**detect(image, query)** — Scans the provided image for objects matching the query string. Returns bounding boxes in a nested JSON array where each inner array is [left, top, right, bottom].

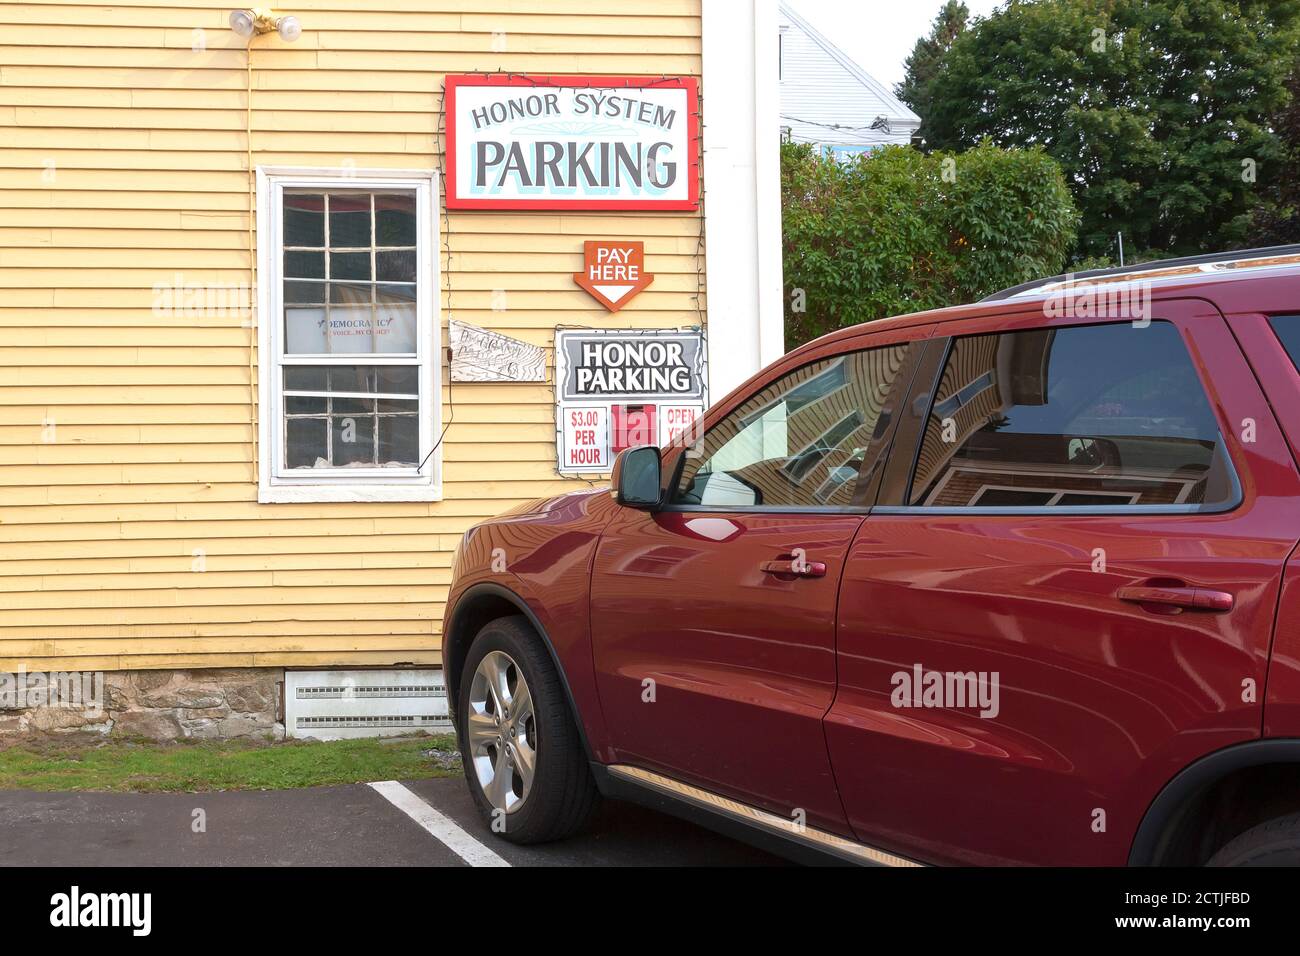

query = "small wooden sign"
[[573, 240, 655, 313], [448, 320, 545, 382]]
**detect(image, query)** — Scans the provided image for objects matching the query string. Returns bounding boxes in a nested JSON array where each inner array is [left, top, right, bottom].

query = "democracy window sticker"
[[445, 75, 700, 210]]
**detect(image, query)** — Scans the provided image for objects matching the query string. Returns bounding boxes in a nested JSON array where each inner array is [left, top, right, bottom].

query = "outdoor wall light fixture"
[[229, 9, 301, 42]]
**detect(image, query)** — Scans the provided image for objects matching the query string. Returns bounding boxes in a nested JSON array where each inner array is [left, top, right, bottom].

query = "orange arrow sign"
[[573, 240, 654, 313]]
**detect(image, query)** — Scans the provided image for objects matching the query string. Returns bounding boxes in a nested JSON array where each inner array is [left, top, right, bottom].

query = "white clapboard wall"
[[285, 669, 452, 740]]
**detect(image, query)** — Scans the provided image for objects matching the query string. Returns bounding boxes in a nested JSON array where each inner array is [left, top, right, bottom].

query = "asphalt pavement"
[[0, 774, 788, 867]]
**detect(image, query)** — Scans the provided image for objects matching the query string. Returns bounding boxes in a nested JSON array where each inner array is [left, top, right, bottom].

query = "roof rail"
[[979, 243, 1300, 303]]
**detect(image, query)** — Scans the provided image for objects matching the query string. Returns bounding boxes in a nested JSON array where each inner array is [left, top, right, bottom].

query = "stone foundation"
[[0, 668, 284, 741]]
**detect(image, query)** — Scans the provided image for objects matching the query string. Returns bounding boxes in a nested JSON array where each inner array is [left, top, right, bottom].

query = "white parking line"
[[368, 780, 511, 868]]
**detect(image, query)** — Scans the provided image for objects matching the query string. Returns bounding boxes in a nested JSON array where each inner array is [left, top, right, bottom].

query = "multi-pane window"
[[908, 321, 1237, 510], [258, 172, 438, 503]]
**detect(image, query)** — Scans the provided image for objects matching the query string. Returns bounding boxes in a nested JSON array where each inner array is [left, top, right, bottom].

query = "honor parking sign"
[[445, 75, 700, 210], [555, 328, 707, 475]]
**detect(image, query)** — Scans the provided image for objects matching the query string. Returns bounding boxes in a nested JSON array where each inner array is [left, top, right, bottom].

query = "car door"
[[589, 328, 931, 836], [825, 299, 1300, 865]]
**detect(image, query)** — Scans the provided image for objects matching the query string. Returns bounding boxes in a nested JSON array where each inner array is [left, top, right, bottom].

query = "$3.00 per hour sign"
[[554, 328, 707, 475]]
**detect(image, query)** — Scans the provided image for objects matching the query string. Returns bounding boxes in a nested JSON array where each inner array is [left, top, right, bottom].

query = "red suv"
[[443, 248, 1300, 866]]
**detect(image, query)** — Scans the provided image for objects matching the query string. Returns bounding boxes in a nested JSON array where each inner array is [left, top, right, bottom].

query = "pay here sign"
[[445, 75, 700, 210]]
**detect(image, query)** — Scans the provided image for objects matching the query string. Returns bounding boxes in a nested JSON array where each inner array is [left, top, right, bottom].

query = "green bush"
[[781, 141, 1079, 348]]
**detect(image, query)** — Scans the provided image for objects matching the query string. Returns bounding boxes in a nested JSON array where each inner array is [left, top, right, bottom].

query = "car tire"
[[1207, 812, 1300, 866], [457, 615, 598, 844]]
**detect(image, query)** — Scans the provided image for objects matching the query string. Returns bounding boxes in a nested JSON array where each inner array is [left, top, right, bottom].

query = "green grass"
[[0, 734, 462, 793]]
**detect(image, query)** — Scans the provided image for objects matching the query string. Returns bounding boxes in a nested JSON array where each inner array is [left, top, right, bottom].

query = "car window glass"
[[1269, 315, 1300, 370], [909, 321, 1235, 509], [673, 344, 912, 508]]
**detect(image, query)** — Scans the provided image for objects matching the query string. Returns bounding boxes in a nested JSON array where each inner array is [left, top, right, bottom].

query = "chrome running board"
[[607, 764, 923, 867]]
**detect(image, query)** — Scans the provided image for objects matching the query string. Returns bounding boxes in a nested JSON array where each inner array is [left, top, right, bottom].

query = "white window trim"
[[256, 166, 442, 504]]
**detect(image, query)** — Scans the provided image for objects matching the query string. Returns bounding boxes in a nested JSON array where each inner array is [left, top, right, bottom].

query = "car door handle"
[[1116, 585, 1234, 612], [760, 557, 827, 578]]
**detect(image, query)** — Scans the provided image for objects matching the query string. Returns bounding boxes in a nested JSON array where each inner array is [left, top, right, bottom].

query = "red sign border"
[[445, 74, 701, 211]]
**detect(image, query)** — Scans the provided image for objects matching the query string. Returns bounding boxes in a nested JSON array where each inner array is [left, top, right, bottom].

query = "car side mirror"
[[612, 445, 662, 509]]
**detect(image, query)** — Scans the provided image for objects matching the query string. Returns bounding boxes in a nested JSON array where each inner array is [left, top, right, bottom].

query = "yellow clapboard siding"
[[0, 566, 445, 594], [0, 652, 443, 671], [0, 514, 478, 543], [0, 583, 446, 611], [2, 0, 702, 673], [0, 498, 509, 527], [0, 602, 444, 629], [2, 6, 691, 33], [0, 549, 453, 577], [1, 45, 699, 73], [0, 649, 439, 670], [0, 404, 252, 424], [0, 636, 439, 659], [0, 423, 253, 444], [0, 346, 250, 365], [0, 328, 252, 347], [0, 533, 465, 562], [0, 618, 435, 640]]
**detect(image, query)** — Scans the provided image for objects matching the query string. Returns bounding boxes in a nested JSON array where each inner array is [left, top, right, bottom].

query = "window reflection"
[[910, 322, 1234, 508]]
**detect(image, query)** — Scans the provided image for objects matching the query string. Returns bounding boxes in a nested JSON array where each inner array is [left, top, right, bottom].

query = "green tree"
[[1246, 68, 1300, 245], [781, 141, 1078, 347], [922, 0, 1300, 259], [895, 0, 970, 147]]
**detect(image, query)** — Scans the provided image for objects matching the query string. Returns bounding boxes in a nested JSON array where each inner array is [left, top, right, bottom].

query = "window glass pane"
[[1268, 315, 1300, 370], [284, 366, 328, 391], [284, 306, 326, 353], [673, 344, 911, 508], [373, 366, 419, 394], [376, 250, 416, 282], [378, 283, 416, 302], [378, 406, 420, 465], [332, 414, 375, 465], [285, 417, 327, 468], [284, 281, 325, 305], [333, 395, 374, 416], [328, 194, 371, 247], [330, 252, 371, 281], [286, 395, 326, 415], [284, 251, 324, 279], [909, 321, 1235, 508], [375, 291, 417, 352], [329, 282, 372, 305], [284, 193, 324, 247], [376, 194, 417, 245]]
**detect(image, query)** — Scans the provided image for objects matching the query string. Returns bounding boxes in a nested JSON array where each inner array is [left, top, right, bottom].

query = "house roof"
[[779, 1, 920, 128]]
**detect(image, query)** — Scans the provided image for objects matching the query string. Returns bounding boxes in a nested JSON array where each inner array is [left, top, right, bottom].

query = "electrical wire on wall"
[[417, 76, 458, 475], [244, 34, 258, 486]]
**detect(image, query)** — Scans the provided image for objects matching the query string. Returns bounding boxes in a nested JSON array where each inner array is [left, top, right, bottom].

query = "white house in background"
[[778, 1, 920, 158]]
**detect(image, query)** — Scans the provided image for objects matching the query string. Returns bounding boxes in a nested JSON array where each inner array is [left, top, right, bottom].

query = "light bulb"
[[228, 9, 256, 38], [276, 15, 301, 42]]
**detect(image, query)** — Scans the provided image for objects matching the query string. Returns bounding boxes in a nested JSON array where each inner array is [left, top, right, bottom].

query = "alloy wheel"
[[466, 650, 537, 814]]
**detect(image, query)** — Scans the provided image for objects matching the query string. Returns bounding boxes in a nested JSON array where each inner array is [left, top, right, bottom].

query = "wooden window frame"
[[256, 167, 442, 504]]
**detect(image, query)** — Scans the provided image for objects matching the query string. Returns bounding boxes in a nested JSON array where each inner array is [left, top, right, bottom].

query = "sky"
[[785, 0, 1006, 91]]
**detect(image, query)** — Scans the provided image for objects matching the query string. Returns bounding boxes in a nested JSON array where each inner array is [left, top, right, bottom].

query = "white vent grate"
[[297, 685, 446, 700], [285, 669, 452, 739]]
